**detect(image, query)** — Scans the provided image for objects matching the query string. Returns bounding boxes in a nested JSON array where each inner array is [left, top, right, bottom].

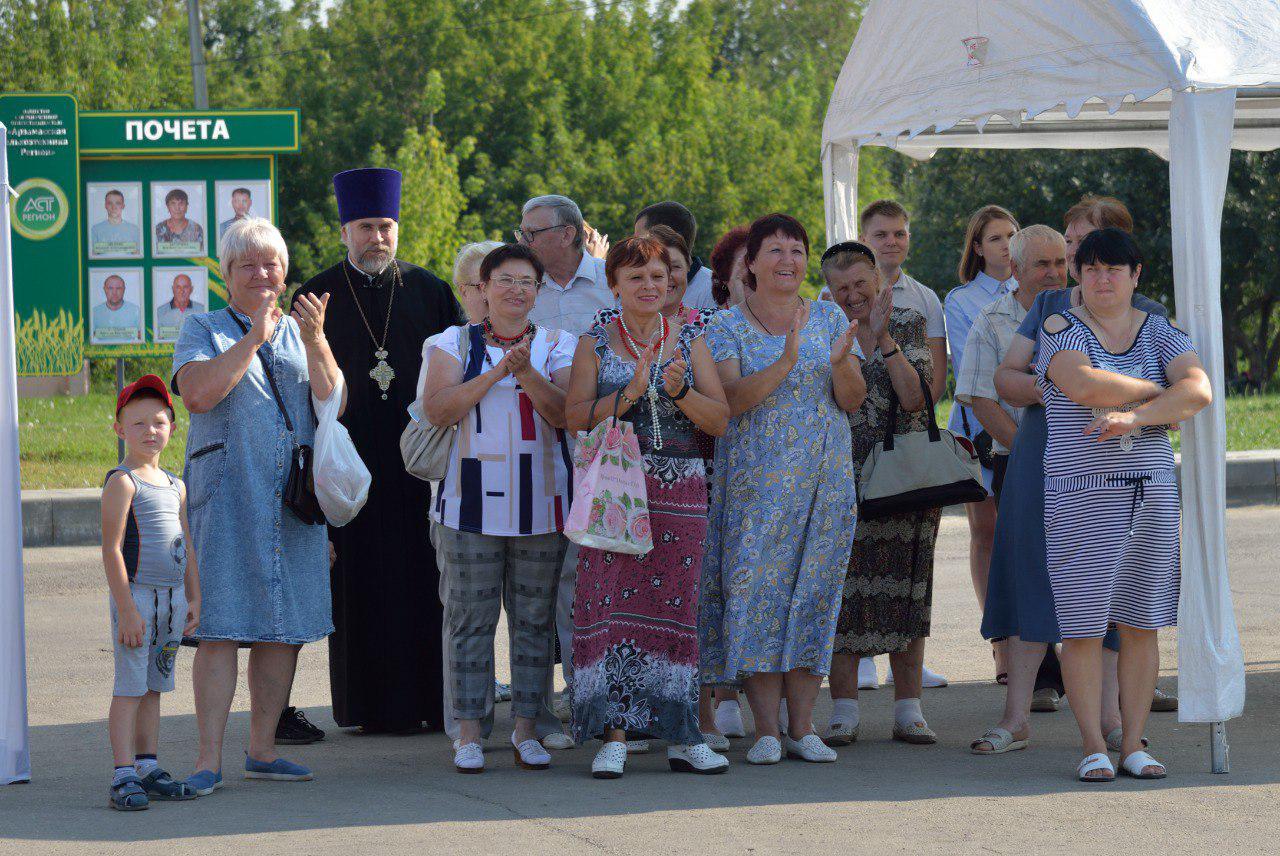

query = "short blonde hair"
[[452, 240, 504, 286], [219, 217, 289, 275]]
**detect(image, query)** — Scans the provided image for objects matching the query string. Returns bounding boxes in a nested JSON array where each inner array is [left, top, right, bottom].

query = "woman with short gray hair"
[[173, 217, 343, 793]]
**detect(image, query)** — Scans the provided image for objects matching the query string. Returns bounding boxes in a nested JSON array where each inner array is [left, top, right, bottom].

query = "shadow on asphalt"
[[2, 670, 1276, 841]]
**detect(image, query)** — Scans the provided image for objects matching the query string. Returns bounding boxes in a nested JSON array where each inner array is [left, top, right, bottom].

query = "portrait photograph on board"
[[151, 181, 207, 258], [214, 180, 272, 246], [88, 267, 145, 345], [151, 266, 209, 343], [86, 182, 143, 260]]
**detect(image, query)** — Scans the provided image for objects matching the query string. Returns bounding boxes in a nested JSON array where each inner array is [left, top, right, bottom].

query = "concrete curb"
[[20, 451, 1280, 547]]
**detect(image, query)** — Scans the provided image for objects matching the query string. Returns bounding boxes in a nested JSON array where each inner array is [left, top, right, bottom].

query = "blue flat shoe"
[[140, 767, 198, 800], [244, 755, 312, 781], [185, 769, 223, 796], [109, 774, 149, 811]]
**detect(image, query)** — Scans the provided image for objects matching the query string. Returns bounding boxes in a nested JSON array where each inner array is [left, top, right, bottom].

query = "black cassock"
[[293, 258, 461, 731]]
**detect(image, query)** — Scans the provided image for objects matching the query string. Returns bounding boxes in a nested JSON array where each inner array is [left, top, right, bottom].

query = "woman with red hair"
[[565, 236, 731, 779]]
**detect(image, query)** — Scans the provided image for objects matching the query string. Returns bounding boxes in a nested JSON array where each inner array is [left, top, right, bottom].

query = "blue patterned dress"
[[699, 300, 857, 684]]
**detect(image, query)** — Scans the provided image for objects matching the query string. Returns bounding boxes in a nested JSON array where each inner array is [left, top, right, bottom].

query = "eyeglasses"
[[514, 223, 567, 243], [488, 275, 539, 290]]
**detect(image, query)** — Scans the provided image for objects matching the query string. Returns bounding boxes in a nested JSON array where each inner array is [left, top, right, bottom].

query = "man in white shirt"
[[634, 201, 716, 310], [859, 200, 948, 404], [521, 195, 612, 336], [856, 199, 949, 690], [518, 194, 613, 743]]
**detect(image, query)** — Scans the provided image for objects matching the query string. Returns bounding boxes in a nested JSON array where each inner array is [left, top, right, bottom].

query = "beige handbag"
[[401, 325, 472, 482], [858, 373, 986, 520]]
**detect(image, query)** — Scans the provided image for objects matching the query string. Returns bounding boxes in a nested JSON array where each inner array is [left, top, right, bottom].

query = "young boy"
[[102, 375, 200, 810]]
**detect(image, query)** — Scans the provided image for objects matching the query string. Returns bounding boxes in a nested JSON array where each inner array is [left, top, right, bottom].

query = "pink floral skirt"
[[570, 464, 707, 745]]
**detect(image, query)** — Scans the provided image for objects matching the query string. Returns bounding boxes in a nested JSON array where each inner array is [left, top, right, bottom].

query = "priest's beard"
[[354, 247, 394, 276]]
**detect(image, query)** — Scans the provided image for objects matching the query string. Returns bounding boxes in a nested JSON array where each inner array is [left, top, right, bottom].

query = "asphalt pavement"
[[3, 508, 1277, 855]]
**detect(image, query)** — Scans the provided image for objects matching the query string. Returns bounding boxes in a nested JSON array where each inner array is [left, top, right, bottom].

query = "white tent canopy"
[[823, 0, 1280, 757]]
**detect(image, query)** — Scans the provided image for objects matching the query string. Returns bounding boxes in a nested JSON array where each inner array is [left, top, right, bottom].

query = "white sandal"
[[1120, 750, 1167, 780], [511, 734, 551, 770], [592, 741, 627, 779], [453, 740, 484, 774], [970, 727, 1029, 755], [1076, 752, 1115, 782]]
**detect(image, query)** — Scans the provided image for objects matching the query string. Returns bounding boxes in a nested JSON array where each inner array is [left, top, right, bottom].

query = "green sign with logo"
[[1, 93, 83, 376], [3, 94, 300, 374]]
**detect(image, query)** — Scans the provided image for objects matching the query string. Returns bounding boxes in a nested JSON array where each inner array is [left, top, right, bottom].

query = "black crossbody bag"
[[227, 310, 327, 526]]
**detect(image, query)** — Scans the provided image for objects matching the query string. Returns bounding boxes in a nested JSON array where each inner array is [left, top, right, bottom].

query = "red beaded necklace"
[[615, 314, 668, 360], [482, 316, 533, 345]]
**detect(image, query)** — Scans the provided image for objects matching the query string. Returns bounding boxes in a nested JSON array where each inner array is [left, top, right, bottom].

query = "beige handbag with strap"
[[401, 325, 472, 482], [858, 373, 987, 520]]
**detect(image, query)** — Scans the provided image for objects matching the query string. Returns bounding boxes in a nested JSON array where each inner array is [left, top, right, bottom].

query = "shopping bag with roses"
[[564, 412, 653, 556]]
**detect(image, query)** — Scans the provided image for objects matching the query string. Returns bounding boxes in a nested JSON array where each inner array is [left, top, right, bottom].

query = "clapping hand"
[[663, 355, 688, 397], [290, 292, 329, 345], [504, 341, 533, 379], [830, 318, 860, 366], [583, 222, 610, 260], [781, 303, 810, 367], [624, 343, 659, 401], [250, 291, 284, 345], [869, 286, 893, 343]]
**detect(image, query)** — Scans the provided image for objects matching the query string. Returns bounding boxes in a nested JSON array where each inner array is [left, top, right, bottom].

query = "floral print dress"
[[698, 300, 857, 684], [570, 319, 709, 745], [833, 307, 941, 656]]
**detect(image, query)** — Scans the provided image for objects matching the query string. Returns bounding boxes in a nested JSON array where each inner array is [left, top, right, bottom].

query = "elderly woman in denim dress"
[[172, 218, 343, 793]]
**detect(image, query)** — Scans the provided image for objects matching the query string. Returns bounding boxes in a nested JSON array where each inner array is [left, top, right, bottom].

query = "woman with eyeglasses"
[[422, 243, 576, 774]]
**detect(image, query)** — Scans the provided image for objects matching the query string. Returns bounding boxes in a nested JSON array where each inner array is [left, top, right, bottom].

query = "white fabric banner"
[[1168, 88, 1246, 723], [0, 122, 32, 784]]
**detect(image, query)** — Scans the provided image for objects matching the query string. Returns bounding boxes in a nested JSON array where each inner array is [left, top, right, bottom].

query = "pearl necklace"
[[616, 314, 669, 450]]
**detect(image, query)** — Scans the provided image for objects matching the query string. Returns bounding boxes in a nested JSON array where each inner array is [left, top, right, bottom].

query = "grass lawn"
[[16, 391, 1280, 490]]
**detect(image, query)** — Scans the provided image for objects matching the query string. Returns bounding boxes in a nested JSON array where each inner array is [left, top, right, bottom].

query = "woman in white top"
[[423, 243, 576, 774]]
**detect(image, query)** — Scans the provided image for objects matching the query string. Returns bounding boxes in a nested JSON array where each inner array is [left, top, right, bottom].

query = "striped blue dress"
[[1033, 309, 1195, 638]]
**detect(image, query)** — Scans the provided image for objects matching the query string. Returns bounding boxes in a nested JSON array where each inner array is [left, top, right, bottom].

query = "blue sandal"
[[109, 774, 150, 811], [140, 768, 198, 800]]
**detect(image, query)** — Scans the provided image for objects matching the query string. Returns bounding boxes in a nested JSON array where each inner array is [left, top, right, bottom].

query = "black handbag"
[[960, 404, 996, 470], [227, 310, 327, 526]]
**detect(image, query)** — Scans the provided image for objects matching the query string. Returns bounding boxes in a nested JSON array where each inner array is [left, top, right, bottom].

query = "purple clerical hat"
[[333, 167, 402, 224]]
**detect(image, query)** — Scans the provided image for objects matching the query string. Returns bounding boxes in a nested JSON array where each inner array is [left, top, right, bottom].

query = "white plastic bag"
[[312, 375, 371, 526]]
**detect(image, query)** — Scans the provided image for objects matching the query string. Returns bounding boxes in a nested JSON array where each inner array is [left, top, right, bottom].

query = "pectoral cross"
[[370, 348, 395, 400]]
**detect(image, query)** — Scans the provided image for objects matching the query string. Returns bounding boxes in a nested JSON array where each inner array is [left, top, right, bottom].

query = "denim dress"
[[172, 308, 333, 644]]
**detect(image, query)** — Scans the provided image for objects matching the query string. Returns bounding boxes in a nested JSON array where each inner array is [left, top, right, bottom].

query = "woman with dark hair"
[[981, 197, 1172, 761], [565, 236, 730, 779], [1035, 228, 1210, 781], [709, 226, 751, 308], [946, 204, 1020, 683], [422, 242, 576, 774], [699, 214, 865, 766]]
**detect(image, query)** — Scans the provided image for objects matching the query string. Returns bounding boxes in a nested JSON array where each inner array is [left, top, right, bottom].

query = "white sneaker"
[[785, 732, 838, 763], [625, 739, 651, 754], [703, 731, 731, 752], [453, 740, 484, 774], [541, 732, 575, 750], [668, 743, 729, 774], [592, 741, 627, 779], [884, 664, 950, 688], [746, 735, 782, 765], [714, 700, 747, 738], [553, 693, 572, 722], [858, 658, 880, 689], [511, 734, 551, 770], [824, 717, 859, 747]]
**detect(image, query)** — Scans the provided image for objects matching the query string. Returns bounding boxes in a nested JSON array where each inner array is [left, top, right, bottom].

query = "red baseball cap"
[[116, 374, 175, 418]]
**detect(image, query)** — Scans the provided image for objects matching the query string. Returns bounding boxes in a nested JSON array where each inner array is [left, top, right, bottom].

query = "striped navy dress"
[[1033, 309, 1196, 638]]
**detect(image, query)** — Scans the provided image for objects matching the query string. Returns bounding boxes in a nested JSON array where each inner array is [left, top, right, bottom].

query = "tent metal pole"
[[1211, 722, 1230, 773]]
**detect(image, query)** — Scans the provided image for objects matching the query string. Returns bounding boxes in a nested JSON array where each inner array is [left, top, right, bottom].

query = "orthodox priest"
[[292, 168, 461, 732]]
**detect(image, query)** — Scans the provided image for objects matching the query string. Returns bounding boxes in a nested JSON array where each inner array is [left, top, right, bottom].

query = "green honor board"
[[2, 95, 299, 374]]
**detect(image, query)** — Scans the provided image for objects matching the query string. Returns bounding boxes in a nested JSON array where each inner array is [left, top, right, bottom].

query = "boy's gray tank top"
[[104, 467, 187, 587]]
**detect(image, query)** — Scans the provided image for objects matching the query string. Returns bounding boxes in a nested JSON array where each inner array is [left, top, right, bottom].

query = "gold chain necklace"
[[341, 259, 399, 400]]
